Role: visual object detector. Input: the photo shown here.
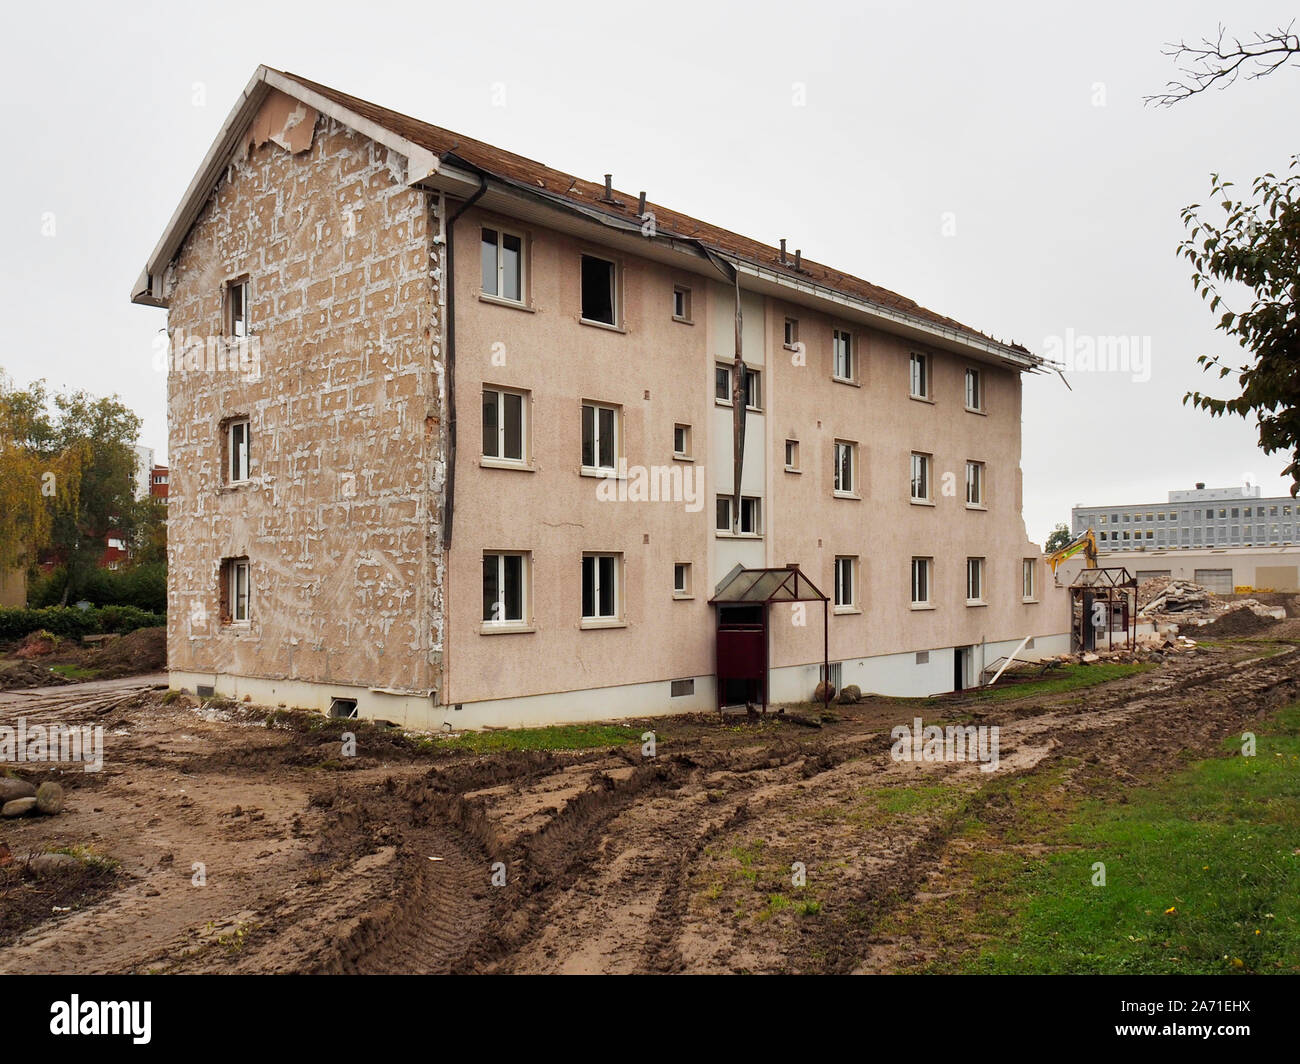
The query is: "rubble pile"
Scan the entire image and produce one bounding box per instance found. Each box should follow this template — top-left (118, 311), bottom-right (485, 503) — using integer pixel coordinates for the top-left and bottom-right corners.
top-left (1137, 578), bottom-right (1286, 627)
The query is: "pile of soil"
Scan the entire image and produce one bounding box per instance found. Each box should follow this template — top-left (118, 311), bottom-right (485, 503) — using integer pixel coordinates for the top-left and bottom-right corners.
top-left (86, 627), bottom-right (166, 678)
top-left (1198, 607), bottom-right (1280, 638)
top-left (14, 631), bottom-right (59, 660)
top-left (0, 660), bottom-right (69, 691)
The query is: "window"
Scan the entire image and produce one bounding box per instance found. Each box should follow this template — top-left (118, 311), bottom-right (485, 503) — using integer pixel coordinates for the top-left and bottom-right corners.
top-left (743, 366), bottom-right (761, 410)
top-left (674, 562), bottom-right (692, 597)
top-left (909, 352), bottom-right (929, 399)
top-left (713, 363), bottom-right (760, 408)
top-left (220, 557), bottom-right (251, 625)
top-left (965, 460), bottom-right (985, 506)
top-left (716, 495), bottom-right (762, 535)
top-left (672, 286), bottom-right (691, 322)
top-left (834, 556), bottom-right (856, 609)
top-left (582, 553), bottom-right (620, 620)
top-left (911, 557), bottom-right (932, 606)
top-left (480, 226), bottom-right (524, 303)
top-left (784, 439), bottom-right (800, 471)
top-left (964, 367), bottom-right (983, 411)
top-left (783, 318), bottom-right (799, 349)
top-left (581, 401), bottom-right (619, 472)
top-left (225, 279), bottom-right (248, 339)
top-left (910, 452), bottom-right (931, 502)
top-left (580, 254), bottom-right (617, 325)
top-left (673, 423), bottom-right (691, 459)
top-left (226, 418), bottom-right (250, 484)
top-left (1022, 558), bottom-right (1036, 600)
top-left (833, 329), bottom-right (854, 381)
top-left (966, 557), bottom-right (984, 603)
top-left (715, 364), bottom-right (731, 402)
top-left (834, 440), bottom-right (856, 496)
top-left (482, 386), bottom-right (527, 463)
top-left (482, 552), bottom-right (527, 625)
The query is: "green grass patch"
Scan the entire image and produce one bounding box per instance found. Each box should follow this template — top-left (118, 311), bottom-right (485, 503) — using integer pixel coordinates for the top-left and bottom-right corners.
top-left (957, 705), bottom-right (1300, 973)
top-left (431, 722), bottom-right (641, 753)
top-left (962, 663), bottom-right (1154, 704)
top-left (48, 663), bottom-right (99, 681)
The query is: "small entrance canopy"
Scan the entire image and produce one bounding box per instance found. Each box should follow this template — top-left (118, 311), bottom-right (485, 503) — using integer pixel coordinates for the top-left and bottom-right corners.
top-left (708, 565), bottom-right (830, 710)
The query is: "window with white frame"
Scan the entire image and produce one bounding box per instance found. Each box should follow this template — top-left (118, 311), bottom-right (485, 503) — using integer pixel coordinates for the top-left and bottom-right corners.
top-left (714, 363), bottom-right (760, 409)
top-left (715, 363), bottom-right (731, 402)
top-left (965, 367), bottom-right (983, 411)
top-left (742, 366), bottom-right (761, 409)
top-left (910, 452), bottom-right (930, 502)
top-left (834, 556), bottom-right (856, 608)
top-left (482, 386), bottom-right (527, 463)
top-left (965, 460), bottom-right (985, 506)
top-left (784, 318), bottom-right (799, 349)
top-left (581, 401), bottom-right (619, 472)
top-left (226, 418), bottom-right (250, 484)
top-left (673, 286), bottom-right (691, 322)
top-left (716, 495), bottom-right (762, 535)
top-left (482, 552), bottom-right (527, 625)
top-left (1022, 558), bottom-right (1037, 600)
top-left (909, 352), bottom-right (929, 399)
top-left (225, 279), bottom-right (248, 339)
top-left (481, 226), bottom-right (524, 303)
top-left (580, 254), bottom-right (617, 325)
top-left (834, 440), bottom-right (857, 496)
top-left (582, 552), bottom-right (620, 620)
top-left (785, 439), bottom-right (800, 471)
top-left (221, 557), bottom-right (251, 625)
top-left (674, 562), bottom-right (692, 597)
top-left (673, 423), bottom-right (691, 459)
top-left (833, 329), bottom-right (854, 381)
top-left (911, 557), bottom-right (932, 606)
top-left (966, 557), bottom-right (985, 603)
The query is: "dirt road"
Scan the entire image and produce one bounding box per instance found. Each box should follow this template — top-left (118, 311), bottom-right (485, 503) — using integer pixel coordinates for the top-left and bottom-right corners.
top-left (1, 643), bottom-right (1295, 974)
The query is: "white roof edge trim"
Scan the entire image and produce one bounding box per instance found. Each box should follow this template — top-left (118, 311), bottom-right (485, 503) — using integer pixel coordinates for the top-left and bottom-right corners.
top-left (132, 66), bottom-right (439, 306)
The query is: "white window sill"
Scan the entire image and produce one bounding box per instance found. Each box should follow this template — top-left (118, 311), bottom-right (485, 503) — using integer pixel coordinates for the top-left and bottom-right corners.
top-left (832, 376), bottom-right (860, 388)
top-left (785, 466), bottom-right (801, 474)
top-left (580, 618), bottom-right (626, 630)
top-left (910, 498), bottom-right (935, 507)
top-left (910, 603), bottom-right (935, 611)
top-left (478, 292), bottom-right (535, 313)
top-left (673, 593), bottom-right (694, 601)
top-left (580, 466), bottom-right (623, 479)
top-left (579, 317), bottom-right (625, 334)
top-left (966, 600), bottom-right (987, 608)
top-left (672, 315), bottom-right (694, 326)
top-left (481, 457), bottom-right (533, 472)
top-left (909, 393), bottom-right (935, 405)
top-left (1022, 597), bottom-right (1039, 604)
top-left (672, 453), bottom-right (692, 462)
top-left (783, 343), bottom-right (799, 352)
top-left (715, 531), bottom-right (763, 540)
top-left (480, 623), bottom-right (535, 635)
top-left (833, 491), bottom-right (861, 501)
top-left (220, 480), bottom-right (253, 492)
top-left (965, 503), bottom-right (987, 511)
top-left (833, 606), bottom-right (861, 615)
top-left (965, 406), bottom-right (986, 416)
top-left (715, 397), bottom-right (732, 408)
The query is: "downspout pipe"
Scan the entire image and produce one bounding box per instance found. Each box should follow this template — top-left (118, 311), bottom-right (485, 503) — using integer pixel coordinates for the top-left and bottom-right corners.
top-left (441, 174), bottom-right (488, 550)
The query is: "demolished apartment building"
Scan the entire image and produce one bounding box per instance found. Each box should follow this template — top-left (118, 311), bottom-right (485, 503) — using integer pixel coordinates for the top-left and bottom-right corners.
top-left (131, 66), bottom-right (1069, 728)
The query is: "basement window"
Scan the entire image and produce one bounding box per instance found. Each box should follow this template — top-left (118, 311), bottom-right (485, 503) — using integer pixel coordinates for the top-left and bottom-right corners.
top-left (580, 254), bottom-right (617, 326)
top-left (329, 698), bottom-right (358, 719)
top-left (219, 557), bottom-right (251, 625)
top-left (670, 678), bottom-right (695, 697)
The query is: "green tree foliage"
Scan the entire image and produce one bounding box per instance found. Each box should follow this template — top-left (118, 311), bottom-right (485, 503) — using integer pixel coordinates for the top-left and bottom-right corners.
top-left (1179, 159), bottom-right (1300, 491)
top-left (1044, 523), bottom-right (1073, 554)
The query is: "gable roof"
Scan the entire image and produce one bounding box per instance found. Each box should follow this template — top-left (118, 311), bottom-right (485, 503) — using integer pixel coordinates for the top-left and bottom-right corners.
top-left (133, 65), bottom-right (1040, 370)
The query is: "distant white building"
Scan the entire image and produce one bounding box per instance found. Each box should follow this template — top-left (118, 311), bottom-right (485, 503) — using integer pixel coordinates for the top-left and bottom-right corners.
top-left (132, 445), bottom-right (154, 501)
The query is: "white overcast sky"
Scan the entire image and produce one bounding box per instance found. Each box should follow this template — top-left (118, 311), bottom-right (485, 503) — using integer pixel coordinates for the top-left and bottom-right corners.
top-left (2, 0), bottom-right (1296, 544)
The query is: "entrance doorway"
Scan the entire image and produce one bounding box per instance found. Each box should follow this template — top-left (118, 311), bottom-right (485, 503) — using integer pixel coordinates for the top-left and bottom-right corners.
top-left (953, 646), bottom-right (971, 692)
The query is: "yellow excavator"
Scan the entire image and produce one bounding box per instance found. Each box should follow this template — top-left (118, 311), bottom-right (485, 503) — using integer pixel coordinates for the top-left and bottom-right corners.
top-left (1047, 528), bottom-right (1098, 575)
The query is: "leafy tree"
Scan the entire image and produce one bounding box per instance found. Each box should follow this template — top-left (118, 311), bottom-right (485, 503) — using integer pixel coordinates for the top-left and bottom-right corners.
top-left (130, 497), bottom-right (168, 568)
top-left (1044, 523), bottom-right (1073, 554)
top-left (1179, 161), bottom-right (1300, 492)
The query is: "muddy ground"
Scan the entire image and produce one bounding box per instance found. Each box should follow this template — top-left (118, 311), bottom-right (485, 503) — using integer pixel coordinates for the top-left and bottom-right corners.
top-left (0, 627), bottom-right (167, 691)
top-left (0, 639), bottom-right (1296, 974)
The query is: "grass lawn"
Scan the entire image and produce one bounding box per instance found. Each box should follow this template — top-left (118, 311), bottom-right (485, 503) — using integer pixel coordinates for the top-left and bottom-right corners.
top-left (47, 663), bottom-right (99, 681)
top-left (951, 662), bottom-right (1155, 704)
top-left (429, 722), bottom-right (644, 753)
top-left (925, 704), bottom-right (1300, 973)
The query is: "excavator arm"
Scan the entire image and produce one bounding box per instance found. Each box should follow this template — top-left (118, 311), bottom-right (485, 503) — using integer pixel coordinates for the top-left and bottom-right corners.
top-left (1047, 528), bottom-right (1097, 574)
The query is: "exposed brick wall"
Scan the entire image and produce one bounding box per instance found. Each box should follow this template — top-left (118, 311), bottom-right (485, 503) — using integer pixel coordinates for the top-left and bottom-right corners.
top-left (165, 116), bottom-right (443, 696)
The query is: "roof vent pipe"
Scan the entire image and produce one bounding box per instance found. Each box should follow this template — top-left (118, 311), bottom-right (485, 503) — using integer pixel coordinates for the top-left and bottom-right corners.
top-left (779, 238), bottom-right (787, 262)
top-left (1196, 482), bottom-right (1205, 490)
top-left (794, 249), bottom-right (802, 271)
top-left (637, 191), bottom-right (646, 216)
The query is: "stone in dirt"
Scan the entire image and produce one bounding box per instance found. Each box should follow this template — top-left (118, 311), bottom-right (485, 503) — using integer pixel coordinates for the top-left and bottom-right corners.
top-left (0, 778), bottom-right (37, 803)
top-left (2, 797), bottom-right (37, 817)
top-left (27, 852), bottom-right (81, 875)
top-left (35, 781), bottom-right (64, 815)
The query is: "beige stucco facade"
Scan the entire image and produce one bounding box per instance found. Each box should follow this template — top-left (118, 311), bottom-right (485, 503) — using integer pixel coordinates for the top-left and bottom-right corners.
top-left (139, 69), bottom-right (1069, 729)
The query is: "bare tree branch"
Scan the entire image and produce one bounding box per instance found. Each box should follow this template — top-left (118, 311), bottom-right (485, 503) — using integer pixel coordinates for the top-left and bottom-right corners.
top-left (1146, 22), bottom-right (1300, 106)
